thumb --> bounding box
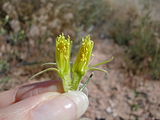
[0,91,89,120]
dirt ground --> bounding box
[1,38,160,120]
[83,39,160,120]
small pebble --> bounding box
[106,107,112,113]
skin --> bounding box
[0,80,89,120]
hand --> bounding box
[0,80,89,120]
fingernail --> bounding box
[16,80,64,101]
[63,91,89,118]
[31,91,89,120]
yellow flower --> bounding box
[72,35,94,90]
[56,34,72,75]
[56,34,72,92]
[30,34,113,92]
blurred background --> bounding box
[0,0,160,119]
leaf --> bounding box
[29,68,59,80]
[41,62,57,66]
[91,56,114,67]
[79,73,93,92]
[88,67,108,74]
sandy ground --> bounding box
[83,39,160,120]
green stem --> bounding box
[62,74,72,92]
[72,73,83,91]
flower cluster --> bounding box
[30,34,113,92]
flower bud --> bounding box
[56,34,72,92]
[72,35,94,90]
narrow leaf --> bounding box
[29,68,59,80]
[88,67,108,74]
[91,57,114,67]
[80,73,93,92]
[41,62,57,66]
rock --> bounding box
[49,19,62,30]
[28,25,40,38]
[113,112,118,117]
[109,100,116,107]
[10,20,21,32]
[106,107,112,114]
[3,2,18,19]
[63,13,74,23]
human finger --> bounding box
[0,80,63,108]
[0,91,89,120]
